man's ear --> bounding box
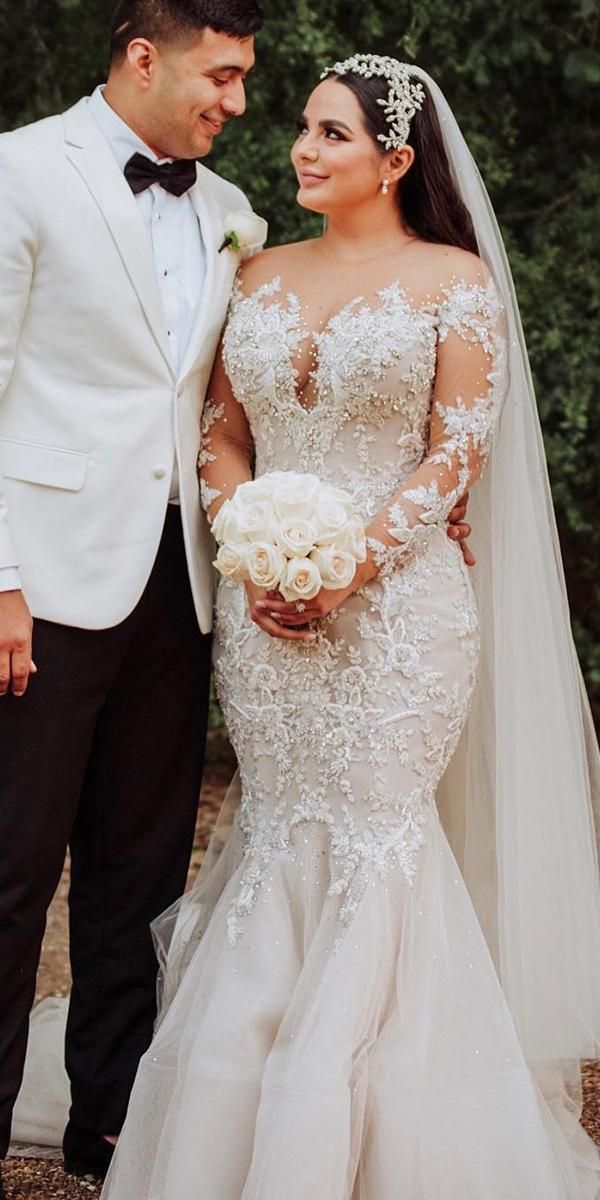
[125,37,158,89]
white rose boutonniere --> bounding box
[219,210,268,255]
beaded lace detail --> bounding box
[201,269,506,943]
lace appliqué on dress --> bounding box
[367,275,505,576]
[202,270,504,945]
[198,399,225,514]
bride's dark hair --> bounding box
[327,71,478,254]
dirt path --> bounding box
[5,750,600,1196]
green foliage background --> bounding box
[1,0,598,717]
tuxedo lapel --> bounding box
[178,171,237,383]
[62,100,174,377]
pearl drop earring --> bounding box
[381,179,390,195]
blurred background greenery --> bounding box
[1,0,598,720]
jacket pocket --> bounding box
[0,437,88,491]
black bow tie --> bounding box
[124,152,197,197]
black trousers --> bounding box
[0,507,211,1155]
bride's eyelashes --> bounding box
[294,117,349,141]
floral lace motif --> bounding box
[204,271,505,943]
[220,276,438,478]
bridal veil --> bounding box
[415,65,600,1077]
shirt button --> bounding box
[153,466,167,479]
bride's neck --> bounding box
[320,206,414,264]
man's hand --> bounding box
[447,493,475,567]
[0,590,36,696]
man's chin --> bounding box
[192,129,216,158]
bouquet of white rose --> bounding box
[212,472,367,602]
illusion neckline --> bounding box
[231,273,441,414]
[233,273,442,338]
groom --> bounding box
[0,0,263,1187]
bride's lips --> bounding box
[297,171,329,188]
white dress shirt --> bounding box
[0,86,205,594]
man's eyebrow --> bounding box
[210,62,254,76]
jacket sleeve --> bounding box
[0,144,38,570]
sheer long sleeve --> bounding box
[367,273,506,573]
[198,342,254,527]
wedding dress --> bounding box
[99,249,600,1199]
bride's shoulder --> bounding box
[414,243,490,301]
[236,239,318,297]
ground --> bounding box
[4,738,600,1196]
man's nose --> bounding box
[222,79,247,118]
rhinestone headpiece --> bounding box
[321,54,425,151]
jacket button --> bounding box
[153,465,167,479]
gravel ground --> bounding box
[3,1158,102,1199]
[4,740,600,1197]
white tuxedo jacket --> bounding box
[0,98,248,633]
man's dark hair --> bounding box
[109,0,263,63]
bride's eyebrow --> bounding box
[321,119,353,132]
[297,113,354,133]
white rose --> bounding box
[233,476,276,505]
[222,209,268,252]
[271,474,321,520]
[211,499,247,546]
[214,542,248,582]
[310,546,357,590]
[246,542,285,591]
[313,498,352,545]
[337,518,367,563]
[236,499,279,543]
[276,518,318,558]
[319,483,356,516]
[280,557,322,602]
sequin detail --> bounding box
[202,270,506,943]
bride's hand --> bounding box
[245,581,317,643]
[256,558,378,629]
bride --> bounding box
[98,56,600,1198]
